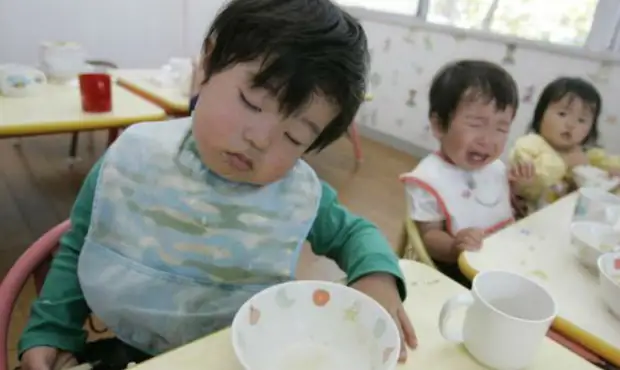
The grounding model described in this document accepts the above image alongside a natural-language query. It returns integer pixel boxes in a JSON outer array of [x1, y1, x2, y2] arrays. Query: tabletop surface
[[113, 69, 190, 113], [0, 83, 166, 136], [460, 193, 620, 364], [133, 260, 595, 370]]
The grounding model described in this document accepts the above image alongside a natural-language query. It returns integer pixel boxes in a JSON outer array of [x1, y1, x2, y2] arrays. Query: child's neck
[[436, 150, 456, 165], [549, 142, 581, 155]]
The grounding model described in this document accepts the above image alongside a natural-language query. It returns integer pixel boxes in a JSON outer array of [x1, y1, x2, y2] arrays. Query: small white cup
[[439, 270, 557, 370], [574, 187, 620, 223], [167, 57, 192, 95]]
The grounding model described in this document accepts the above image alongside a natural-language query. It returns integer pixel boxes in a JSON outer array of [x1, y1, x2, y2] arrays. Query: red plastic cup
[[78, 73, 112, 113]]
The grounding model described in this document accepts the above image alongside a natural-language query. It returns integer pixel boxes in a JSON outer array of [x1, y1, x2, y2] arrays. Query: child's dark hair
[[203, 0, 369, 152], [529, 77, 601, 147], [429, 60, 519, 131]]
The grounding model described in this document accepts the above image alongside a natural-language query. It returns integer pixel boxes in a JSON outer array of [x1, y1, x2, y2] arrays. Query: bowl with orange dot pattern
[[231, 280, 400, 370]]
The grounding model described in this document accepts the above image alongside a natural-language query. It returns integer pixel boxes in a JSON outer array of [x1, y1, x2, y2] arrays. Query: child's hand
[[508, 161, 536, 186], [453, 227, 484, 251], [51, 351, 79, 370], [21, 346, 78, 370], [351, 273, 418, 363]]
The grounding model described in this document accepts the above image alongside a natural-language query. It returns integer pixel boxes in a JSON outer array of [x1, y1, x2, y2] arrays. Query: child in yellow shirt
[[511, 77, 620, 213]]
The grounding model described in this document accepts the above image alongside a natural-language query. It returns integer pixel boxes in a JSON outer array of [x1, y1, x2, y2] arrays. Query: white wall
[[184, 0, 227, 55], [2, 1, 620, 155], [0, 0, 195, 67]]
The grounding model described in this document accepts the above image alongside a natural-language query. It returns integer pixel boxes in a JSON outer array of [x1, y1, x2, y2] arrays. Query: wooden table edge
[[458, 253, 620, 367], [117, 77, 189, 115]]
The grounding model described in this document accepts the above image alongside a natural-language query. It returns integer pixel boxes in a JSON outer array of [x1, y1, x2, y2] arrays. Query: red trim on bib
[[401, 175, 454, 235]]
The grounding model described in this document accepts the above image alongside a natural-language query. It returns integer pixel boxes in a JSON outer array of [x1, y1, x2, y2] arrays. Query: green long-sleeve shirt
[[19, 159, 405, 356]]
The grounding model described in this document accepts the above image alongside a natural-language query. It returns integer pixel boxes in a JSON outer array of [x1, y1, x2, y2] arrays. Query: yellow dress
[[510, 133, 620, 211]]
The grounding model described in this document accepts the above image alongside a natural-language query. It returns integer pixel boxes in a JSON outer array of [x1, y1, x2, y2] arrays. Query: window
[[426, 0, 599, 46], [335, 0, 420, 16], [337, 0, 600, 47], [489, 0, 598, 46], [426, 0, 495, 30]]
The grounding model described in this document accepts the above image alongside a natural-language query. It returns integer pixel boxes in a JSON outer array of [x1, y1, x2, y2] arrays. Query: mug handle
[[438, 291, 474, 342]]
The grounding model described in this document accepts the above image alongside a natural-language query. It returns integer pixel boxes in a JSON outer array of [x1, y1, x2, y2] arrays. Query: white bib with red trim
[[402, 154, 514, 235]]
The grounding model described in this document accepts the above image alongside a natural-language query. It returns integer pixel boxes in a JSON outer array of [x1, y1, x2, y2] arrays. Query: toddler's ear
[[199, 36, 216, 75], [429, 113, 444, 140], [193, 37, 216, 94], [204, 36, 216, 56]]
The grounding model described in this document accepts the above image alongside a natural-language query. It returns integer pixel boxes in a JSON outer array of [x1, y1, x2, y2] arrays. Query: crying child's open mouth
[[466, 152, 490, 165]]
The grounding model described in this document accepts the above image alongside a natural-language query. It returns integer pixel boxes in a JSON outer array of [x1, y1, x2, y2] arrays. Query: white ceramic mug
[[574, 187, 620, 224], [439, 270, 557, 369]]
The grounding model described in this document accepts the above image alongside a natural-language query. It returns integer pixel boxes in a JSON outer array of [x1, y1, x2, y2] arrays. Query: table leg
[[69, 132, 79, 158], [66, 132, 82, 167], [88, 131, 95, 150]]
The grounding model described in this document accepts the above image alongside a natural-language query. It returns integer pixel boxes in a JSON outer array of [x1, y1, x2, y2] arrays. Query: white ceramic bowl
[[573, 165, 620, 190], [573, 187, 620, 223], [570, 221, 620, 270], [231, 281, 400, 370], [0, 64, 47, 97], [597, 252, 620, 318]]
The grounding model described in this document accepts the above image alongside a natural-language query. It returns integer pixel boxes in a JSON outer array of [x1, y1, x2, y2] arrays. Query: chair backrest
[[85, 60, 119, 71], [0, 220, 70, 370], [402, 203, 436, 268]]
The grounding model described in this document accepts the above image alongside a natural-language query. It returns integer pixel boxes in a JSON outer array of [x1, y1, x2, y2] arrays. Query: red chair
[[0, 220, 70, 370], [346, 122, 363, 167]]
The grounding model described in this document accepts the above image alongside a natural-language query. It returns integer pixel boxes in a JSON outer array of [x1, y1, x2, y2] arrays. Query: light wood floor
[[1, 131, 418, 368]]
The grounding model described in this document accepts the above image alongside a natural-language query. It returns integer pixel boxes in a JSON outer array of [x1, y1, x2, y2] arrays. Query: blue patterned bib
[[77, 118, 321, 354]]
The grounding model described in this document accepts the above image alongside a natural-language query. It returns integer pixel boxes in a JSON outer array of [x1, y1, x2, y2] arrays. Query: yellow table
[[114, 69, 190, 115], [0, 83, 166, 138], [132, 260, 596, 370], [459, 193, 620, 367]]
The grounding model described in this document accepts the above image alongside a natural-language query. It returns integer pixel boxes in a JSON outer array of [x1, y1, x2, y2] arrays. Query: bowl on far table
[[572, 165, 620, 191], [231, 280, 400, 370], [573, 187, 620, 223], [570, 221, 620, 271], [598, 251, 620, 318], [0, 64, 47, 97]]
